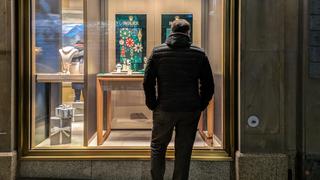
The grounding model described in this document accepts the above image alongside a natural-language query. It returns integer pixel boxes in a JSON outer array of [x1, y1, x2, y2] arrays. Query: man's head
[[171, 19, 191, 36]]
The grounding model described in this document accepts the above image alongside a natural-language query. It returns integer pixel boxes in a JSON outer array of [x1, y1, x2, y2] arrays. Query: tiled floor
[[112, 106, 153, 129], [88, 129, 209, 148], [36, 122, 221, 149]]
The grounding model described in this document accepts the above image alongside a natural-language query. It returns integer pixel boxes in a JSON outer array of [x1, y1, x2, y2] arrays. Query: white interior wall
[[207, 0, 225, 141], [107, 0, 202, 72], [105, 0, 202, 129]]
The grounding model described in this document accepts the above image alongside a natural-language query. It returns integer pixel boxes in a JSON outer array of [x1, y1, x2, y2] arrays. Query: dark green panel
[[309, 31, 320, 46], [305, 103, 320, 154], [35, 83, 50, 145], [310, 0, 320, 15], [115, 14, 146, 72], [161, 14, 193, 43]]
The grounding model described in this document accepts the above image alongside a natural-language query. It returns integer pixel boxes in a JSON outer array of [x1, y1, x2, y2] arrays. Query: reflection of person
[[35, 0, 61, 73], [59, 41, 85, 102], [72, 83, 83, 102], [143, 19, 214, 180], [71, 41, 84, 102]]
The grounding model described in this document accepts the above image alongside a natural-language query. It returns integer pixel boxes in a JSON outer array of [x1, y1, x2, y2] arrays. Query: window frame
[[18, 0, 236, 160]]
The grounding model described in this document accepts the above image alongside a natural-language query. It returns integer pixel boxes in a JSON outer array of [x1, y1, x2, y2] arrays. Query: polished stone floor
[[36, 123, 222, 149], [88, 129, 210, 148]]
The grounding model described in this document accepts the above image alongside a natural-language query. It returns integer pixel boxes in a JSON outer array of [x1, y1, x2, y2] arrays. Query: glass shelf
[[36, 73, 84, 83]]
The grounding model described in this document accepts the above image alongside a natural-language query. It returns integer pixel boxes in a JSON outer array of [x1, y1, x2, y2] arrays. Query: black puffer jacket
[[143, 33, 214, 112]]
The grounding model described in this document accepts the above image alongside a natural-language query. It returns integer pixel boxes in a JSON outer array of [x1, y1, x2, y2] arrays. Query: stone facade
[[0, 0, 319, 179], [19, 160, 231, 180], [0, 0, 16, 180], [0, 152, 16, 180], [236, 152, 288, 180]]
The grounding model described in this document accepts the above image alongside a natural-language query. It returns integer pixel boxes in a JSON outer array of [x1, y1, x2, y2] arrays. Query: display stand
[[96, 73, 144, 145], [96, 73, 215, 146], [198, 99, 215, 147]]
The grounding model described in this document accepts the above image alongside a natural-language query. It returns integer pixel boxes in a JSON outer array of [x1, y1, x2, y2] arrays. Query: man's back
[[144, 33, 214, 112], [144, 19, 215, 180]]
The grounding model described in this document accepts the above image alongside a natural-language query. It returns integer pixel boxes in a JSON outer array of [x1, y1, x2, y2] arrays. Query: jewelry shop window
[[23, 0, 232, 156]]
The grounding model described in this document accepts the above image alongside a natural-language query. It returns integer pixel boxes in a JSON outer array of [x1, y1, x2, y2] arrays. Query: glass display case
[[26, 0, 228, 154], [32, 0, 85, 148]]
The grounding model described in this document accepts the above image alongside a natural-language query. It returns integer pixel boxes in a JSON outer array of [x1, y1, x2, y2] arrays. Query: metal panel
[[306, 104, 320, 153], [310, 0, 320, 15], [309, 31, 320, 46], [310, 16, 320, 30], [309, 47, 320, 62], [84, 0, 102, 146], [301, 1, 320, 179], [309, 63, 320, 78]]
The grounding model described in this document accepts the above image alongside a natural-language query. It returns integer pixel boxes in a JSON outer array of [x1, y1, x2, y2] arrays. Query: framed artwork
[[161, 14, 193, 43], [116, 14, 147, 72]]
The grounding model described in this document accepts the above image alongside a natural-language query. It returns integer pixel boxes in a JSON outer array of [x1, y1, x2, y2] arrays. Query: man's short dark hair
[[171, 19, 190, 34]]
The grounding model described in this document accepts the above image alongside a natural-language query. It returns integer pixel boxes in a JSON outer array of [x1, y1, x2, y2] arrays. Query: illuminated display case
[[21, 0, 233, 159]]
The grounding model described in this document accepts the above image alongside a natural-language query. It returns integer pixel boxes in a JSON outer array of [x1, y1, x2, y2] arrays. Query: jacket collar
[[165, 32, 192, 48]]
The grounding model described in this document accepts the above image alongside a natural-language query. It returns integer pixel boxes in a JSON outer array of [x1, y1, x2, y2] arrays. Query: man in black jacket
[[143, 19, 214, 180]]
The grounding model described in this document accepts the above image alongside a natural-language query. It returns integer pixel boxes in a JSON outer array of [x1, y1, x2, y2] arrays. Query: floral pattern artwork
[[119, 39, 124, 46], [116, 14, 147, 72], [120, 28, 132, 39], [126, 38, 135, 47], [133, 44, 143, 53]]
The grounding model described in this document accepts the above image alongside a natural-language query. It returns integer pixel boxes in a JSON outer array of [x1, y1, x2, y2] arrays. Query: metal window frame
[[17, 0, 237, 161]]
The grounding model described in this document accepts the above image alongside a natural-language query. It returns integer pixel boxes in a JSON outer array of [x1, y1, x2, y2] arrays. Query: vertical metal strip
[[83, 0, 88, 147]]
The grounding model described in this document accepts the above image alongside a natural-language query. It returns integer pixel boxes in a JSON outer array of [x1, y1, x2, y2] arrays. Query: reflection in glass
[[31, 0, 225, 150], [33, 0, 84, 148]]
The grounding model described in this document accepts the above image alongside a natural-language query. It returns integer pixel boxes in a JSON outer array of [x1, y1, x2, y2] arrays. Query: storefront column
[[236, 152, 287, 180], [0, 0, 16, 179], [236, 0, 299, 179]]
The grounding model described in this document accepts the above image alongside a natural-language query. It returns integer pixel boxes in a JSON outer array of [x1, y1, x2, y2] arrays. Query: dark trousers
[[72, 83, 84, 102], [151, 110, 201, 180]]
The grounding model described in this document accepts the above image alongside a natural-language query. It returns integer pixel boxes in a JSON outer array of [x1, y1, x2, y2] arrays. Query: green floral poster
[[116, 14, 147, 72], [161, 14, 193, 43]]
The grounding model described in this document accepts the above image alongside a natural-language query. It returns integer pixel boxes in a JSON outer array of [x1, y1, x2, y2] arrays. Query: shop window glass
[[31, 0, 226, 150]]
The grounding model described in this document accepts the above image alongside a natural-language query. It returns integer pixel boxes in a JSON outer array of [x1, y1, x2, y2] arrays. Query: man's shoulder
[[152, 44, 205, 54], [152, 43, 170, 53], [189, 44, 205, 54]]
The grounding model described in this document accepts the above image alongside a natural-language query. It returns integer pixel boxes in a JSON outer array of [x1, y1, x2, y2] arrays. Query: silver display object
[[55, 104, 75, 119], [50, 116, 72, 145], [79, 63, 84, 74], [69, 61, 81, 74], [116, 63, 123, 73]]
